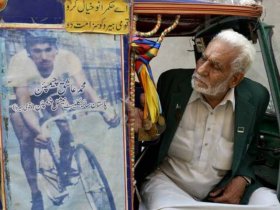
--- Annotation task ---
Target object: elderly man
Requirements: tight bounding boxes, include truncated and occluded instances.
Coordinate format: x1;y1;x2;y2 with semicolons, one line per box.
135;30;279;209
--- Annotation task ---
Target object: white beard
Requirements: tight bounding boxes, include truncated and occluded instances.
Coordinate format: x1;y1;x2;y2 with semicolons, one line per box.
191;73;231;96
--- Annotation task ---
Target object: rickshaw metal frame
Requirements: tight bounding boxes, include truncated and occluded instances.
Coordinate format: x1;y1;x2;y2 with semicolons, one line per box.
257;22;280;199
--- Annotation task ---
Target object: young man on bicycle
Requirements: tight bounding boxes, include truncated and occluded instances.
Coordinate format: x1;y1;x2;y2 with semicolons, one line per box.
6;31;120;210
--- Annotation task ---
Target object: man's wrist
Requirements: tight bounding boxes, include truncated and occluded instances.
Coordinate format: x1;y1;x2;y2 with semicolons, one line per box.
241;176;251;186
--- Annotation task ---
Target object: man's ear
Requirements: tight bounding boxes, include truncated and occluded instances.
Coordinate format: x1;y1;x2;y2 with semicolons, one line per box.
229;71;245;88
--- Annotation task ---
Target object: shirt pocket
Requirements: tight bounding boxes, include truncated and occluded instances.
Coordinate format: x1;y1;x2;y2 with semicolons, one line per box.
212;137;234;172
168;129;194;162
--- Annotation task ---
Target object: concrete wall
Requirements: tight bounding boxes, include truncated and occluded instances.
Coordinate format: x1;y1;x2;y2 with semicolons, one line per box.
262;0;280;68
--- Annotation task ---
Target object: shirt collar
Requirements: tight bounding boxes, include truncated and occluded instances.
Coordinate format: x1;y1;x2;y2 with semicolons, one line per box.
188;88;235;111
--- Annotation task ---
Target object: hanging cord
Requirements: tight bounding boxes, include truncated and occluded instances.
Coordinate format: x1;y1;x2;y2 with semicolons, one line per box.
131;15;181;141
134;14;162;37
158;15;180;43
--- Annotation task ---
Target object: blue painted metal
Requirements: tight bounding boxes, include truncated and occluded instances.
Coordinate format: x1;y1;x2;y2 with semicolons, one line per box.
0;0;64;23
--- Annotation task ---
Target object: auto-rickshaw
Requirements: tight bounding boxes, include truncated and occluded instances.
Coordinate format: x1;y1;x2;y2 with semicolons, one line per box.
0;0;279;210
129;0;280;209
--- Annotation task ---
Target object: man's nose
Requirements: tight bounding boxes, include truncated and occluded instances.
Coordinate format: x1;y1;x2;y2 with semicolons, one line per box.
196;61;209;76
41;51;48;59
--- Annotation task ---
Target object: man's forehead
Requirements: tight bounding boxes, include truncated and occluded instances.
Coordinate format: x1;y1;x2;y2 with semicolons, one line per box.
204;40;237;61
30;43;53;49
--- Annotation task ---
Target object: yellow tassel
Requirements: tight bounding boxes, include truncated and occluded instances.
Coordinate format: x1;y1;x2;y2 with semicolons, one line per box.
139;65;160;123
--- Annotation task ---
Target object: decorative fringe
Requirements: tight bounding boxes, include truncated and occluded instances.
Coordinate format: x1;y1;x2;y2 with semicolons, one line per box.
131;15;180;141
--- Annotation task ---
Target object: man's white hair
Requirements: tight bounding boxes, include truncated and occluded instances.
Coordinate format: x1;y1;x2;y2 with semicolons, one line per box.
211;29;256;73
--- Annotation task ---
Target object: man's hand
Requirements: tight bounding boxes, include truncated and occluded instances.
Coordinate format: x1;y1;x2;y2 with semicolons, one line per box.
101;110;120;128
34;133;50;148
129;106;144;133
126;93;145;133
208;176;247;204
35;133;48;142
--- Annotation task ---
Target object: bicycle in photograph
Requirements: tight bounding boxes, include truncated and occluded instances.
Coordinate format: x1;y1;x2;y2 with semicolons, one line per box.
34;109;116;210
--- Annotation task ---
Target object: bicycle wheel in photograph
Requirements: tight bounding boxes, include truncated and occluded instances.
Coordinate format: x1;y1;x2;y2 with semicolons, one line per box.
74;144;116;210
36;140;72;206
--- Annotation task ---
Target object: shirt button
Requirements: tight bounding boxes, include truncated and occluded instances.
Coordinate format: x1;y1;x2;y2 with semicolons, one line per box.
207;128;211;131
204;143;208;146
210;112;213;115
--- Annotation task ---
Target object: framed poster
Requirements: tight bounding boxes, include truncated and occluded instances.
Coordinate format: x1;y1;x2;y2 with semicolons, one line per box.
0;24;128;210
